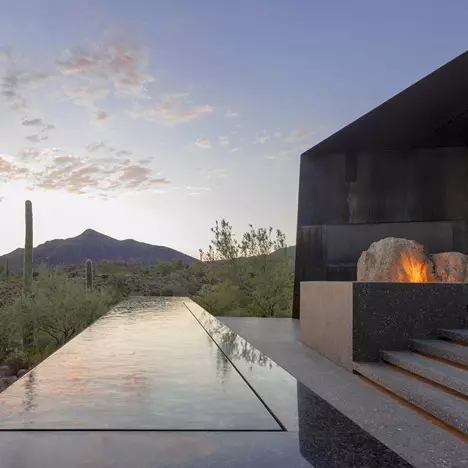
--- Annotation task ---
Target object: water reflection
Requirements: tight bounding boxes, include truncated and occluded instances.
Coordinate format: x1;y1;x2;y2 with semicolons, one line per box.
21;371;37;413
0;297;280;430
186;300;299;430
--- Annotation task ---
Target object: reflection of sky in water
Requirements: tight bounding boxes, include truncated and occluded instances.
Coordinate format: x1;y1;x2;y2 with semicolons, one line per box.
0;297;280;430
186;300;300;431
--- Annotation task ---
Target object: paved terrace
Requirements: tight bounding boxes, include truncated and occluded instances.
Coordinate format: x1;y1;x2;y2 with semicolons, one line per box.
0;297;465;467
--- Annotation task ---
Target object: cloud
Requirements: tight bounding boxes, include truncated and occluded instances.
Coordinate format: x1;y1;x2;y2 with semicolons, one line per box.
56;42;154;99
194;138;211;149
162;92;189;102
22;117;43;126
185;186;212;196
85;141;132;159
194;167;227;180
119;164;169;189
283;126;318;143
230;147;240;153
18;149;168;196
218;136;230;147
274;132;282;138
86;141;112;152
0;155;30;180
129;100;213;125
0;46;13;62
95;109;108;121
263;144;310;160
17;147;60;162
225;111;239;119
0;70;51;112
25;134;48;143
254;135;269;145
58;84;110;107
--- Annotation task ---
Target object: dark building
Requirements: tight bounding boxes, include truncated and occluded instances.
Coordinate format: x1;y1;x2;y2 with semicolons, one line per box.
293;51;468;319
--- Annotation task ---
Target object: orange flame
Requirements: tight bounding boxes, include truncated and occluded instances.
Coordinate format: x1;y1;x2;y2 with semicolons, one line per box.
397;251;434;283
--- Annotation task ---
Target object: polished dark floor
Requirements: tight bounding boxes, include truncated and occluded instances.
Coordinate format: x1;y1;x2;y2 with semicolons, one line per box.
0;297;414;467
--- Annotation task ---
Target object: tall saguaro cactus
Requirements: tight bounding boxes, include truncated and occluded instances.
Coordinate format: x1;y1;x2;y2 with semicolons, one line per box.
86;259;93;292
23;200;33;294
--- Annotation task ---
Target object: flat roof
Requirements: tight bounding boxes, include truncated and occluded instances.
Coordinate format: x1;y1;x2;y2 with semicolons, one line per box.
303;51;468;157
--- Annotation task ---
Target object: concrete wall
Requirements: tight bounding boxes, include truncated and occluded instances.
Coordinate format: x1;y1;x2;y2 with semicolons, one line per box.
300;282;353;371
300;281;468;370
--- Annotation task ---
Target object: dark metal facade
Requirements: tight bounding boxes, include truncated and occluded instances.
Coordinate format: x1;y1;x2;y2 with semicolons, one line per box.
293;51;468;319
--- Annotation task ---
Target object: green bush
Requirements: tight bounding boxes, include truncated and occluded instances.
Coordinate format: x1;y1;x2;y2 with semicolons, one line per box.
0;265;117;366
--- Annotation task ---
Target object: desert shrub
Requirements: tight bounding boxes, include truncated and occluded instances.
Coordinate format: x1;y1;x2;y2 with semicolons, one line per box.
0;266;117;363
198;220;293;317
3;350;31;374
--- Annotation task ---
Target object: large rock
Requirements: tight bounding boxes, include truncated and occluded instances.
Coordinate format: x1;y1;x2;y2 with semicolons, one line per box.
357;237;436;282
0;376;17;392
0;365;14;378
17;369;28;378
432;252;468;283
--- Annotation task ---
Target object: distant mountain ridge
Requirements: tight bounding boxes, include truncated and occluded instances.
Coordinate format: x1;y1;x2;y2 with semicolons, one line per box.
0;229;198;272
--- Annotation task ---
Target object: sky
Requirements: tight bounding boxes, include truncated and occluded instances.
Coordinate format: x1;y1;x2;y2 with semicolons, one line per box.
1;1;468;258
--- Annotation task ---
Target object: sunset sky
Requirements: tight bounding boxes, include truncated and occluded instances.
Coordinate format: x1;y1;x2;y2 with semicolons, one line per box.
1;1;467;257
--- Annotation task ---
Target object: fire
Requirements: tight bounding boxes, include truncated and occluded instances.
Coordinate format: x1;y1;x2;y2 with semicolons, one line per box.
397;251;435;283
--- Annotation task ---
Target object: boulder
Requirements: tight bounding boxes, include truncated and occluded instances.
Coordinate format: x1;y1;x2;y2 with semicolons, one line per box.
357;237;436;282
432;252;468;283
0;365;14;378
17;369;28;378
0;376;17;392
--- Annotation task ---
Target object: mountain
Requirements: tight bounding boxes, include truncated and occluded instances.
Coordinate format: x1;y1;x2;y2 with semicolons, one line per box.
0;229;198;272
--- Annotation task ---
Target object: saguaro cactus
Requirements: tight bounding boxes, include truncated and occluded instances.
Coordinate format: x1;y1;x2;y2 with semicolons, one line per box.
5;260;9;280
23;200;33;294
86;259;93;292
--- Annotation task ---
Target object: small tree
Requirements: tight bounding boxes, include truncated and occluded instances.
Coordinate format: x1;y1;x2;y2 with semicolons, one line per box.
199;219;293;317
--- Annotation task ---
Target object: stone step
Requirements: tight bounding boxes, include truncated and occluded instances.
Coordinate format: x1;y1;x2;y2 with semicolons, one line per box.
439;329;468;344
354;362;468;435
382;350;468;397
410;339;468;367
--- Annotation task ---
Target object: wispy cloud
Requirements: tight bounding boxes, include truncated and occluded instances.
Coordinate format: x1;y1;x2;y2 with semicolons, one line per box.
85;141;132;159
218;136;230;146
119;164;169;189
185;185;212;196
263;144;310;160
225;111;239;119
230;147;240;153
56;42;154;99
254;134;269;145
194;138;211;149
194;167;228;180
21;118;56;138
0;69;51;113
86;141;110;152
13;148;167;196
283;126;318;142
0;155;31;180
129;95;213;125
95;109;108;121
22;117;43;126
25;134;48;143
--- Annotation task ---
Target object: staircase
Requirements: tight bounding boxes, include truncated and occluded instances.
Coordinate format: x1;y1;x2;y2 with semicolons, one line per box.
353;329;468;436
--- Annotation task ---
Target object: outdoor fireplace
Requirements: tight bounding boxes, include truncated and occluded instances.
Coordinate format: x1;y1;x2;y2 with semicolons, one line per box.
294;51;468;371
293;50;468;319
